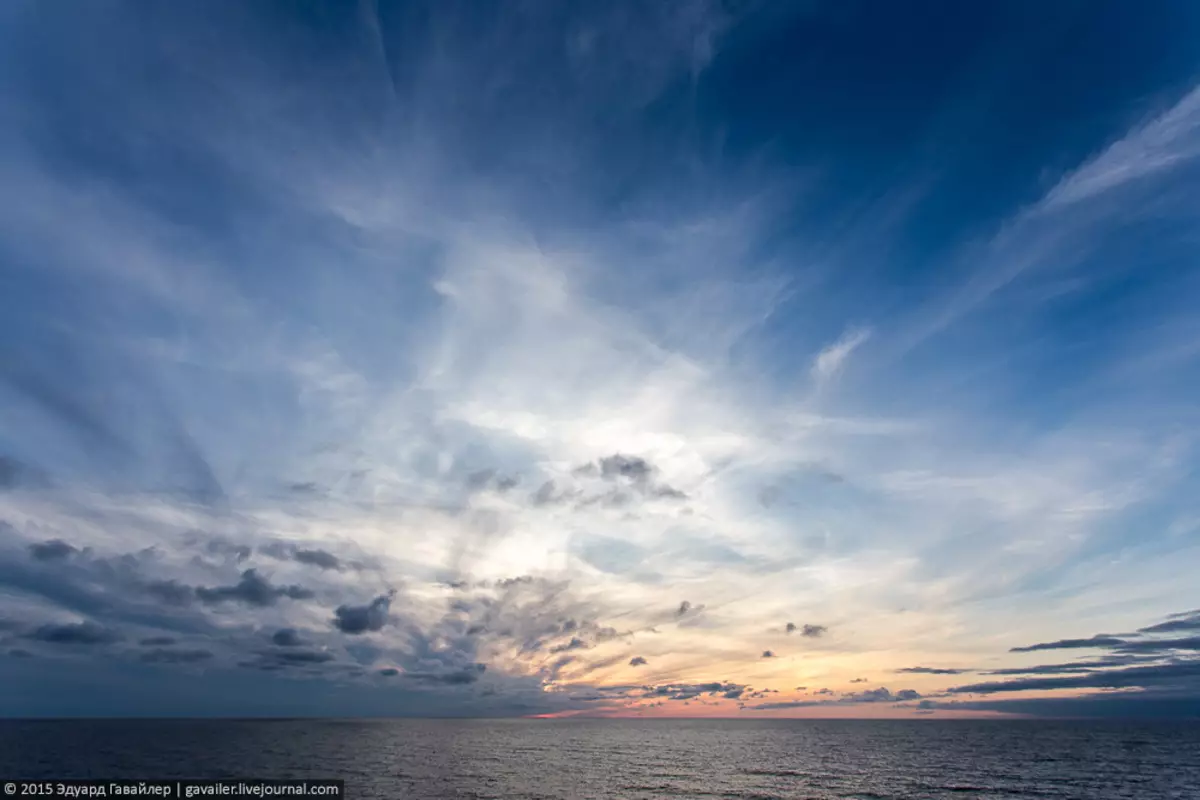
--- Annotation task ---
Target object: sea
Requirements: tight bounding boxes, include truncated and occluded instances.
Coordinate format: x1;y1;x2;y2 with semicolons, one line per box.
2;719;1198;799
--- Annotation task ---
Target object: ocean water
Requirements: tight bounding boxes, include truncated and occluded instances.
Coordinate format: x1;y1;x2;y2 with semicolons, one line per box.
2;719;1198;799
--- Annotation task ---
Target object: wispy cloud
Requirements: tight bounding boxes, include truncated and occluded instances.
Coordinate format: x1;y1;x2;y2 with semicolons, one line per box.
812;328;871;385
0;0;1198;718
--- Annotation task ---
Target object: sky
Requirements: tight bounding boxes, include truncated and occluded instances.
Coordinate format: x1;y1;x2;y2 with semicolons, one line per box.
1;0;1199;720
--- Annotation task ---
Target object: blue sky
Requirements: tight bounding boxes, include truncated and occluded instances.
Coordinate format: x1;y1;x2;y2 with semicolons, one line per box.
1;0;1199;718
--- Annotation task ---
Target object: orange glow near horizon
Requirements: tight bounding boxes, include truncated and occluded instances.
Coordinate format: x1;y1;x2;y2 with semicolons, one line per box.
521;690;1023;720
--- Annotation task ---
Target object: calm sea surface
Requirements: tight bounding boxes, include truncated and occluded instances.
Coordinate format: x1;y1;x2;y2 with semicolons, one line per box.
2;719;1198;799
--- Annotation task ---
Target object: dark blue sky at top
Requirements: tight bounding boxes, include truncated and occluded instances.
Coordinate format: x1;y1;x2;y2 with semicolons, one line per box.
1;0;1199;717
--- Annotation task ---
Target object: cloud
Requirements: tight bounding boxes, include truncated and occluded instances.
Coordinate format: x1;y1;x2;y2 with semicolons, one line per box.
1039;85;1200;211
983;656;1141;676
812;327;871;383
896;666;967;675
747;686;920;710
550;637;589;654
26;621;120;645
139;648;214;664
1139;611;1200;635
645;682;747;701
27;540;78;562
566;454;689;504
139;636;176;646
293;549;342;571
849;677;867;683
259;543;348;571
942;609;1200;715
2;0;1198;720
271;628;306;647
241;649;337;671
949;662;1200;695
1010;635;1127;653
598;454;654;483
404;664;488;685
761;650;775;658
332;592;394;635
629;656;647;666
144;580;195;607
1116;636;1200;654
195;570;314;607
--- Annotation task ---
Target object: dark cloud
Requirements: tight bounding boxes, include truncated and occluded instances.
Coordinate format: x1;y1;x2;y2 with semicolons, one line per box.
1116;636;1200;653
629;656;647;666
550;637;588;654
332;591;394;634
850;677;868;683
259;542;352;571
896;666;968;675
272;650;335;665
646;682;746;702
139;648;213;664
801;624;827;638
948;609;1200;716
26;621;120;645
531;480;576;507
241;648;336;670
289;481;320;493
7;648;34;659
271;628;306;647
257;542;293;560
568;455;687;501
936;694;1200;719
144;579;195;607
750;700;823;710
762;650;775;658
1010;635;1126;652
405;663;487;685
785;622;796;634
201;537;252;563
949;661;1200;694
0;548;217;638
139;636;176;646
493;575;536;589
984;656;1142;676
747;687;920;710
294;549;342;571
598;454;653;483
378;667;400;677
466;470;519;494
195;569;314;607
28;539;77;562
1139;614;1200;635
